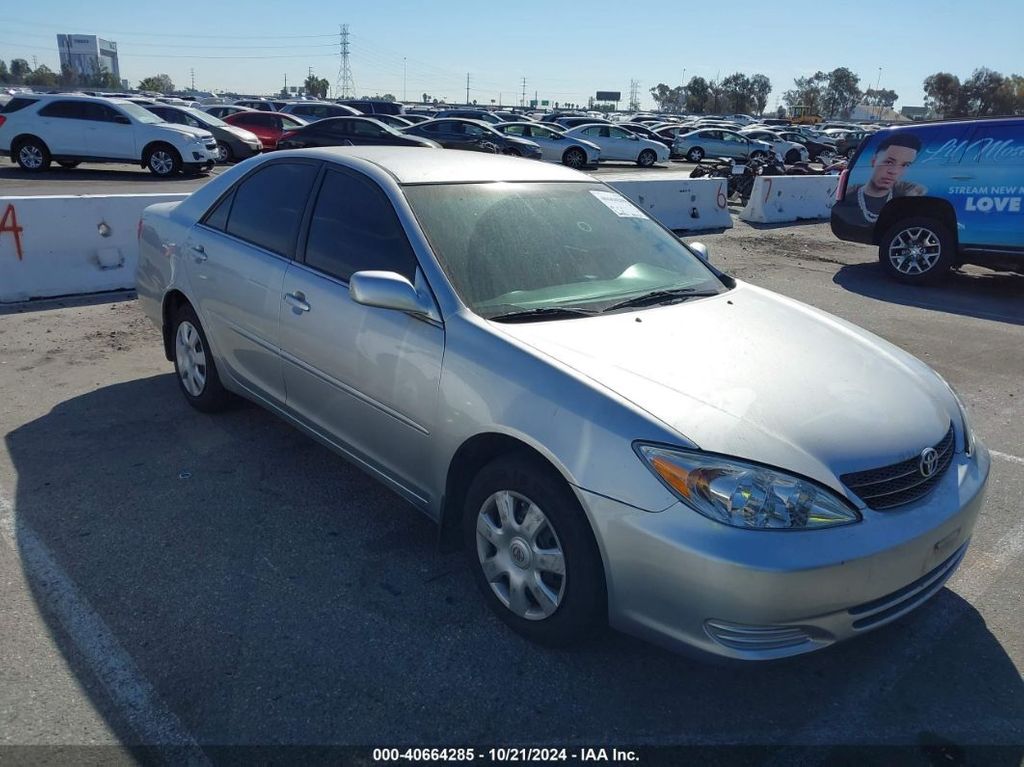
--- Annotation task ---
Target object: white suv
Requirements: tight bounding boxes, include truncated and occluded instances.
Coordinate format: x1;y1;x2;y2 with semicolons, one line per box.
0;93;218;177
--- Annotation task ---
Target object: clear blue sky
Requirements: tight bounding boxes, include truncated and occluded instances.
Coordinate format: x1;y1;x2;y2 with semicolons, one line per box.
3;0;1021;109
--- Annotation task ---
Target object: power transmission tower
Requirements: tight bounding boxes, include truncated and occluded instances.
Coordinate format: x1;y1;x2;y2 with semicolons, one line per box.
629;79;640;112
190;68;196;91
336;24;354;99
521;77;527;107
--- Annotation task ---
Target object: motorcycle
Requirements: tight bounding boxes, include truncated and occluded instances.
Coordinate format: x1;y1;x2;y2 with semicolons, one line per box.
689;153;785;204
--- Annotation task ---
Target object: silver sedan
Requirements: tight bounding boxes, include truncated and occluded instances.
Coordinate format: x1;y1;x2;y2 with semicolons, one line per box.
137;148;989;661
494;122;601;168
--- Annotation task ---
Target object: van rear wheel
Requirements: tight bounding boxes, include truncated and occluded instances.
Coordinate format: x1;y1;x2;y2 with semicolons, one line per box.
878;216;955;285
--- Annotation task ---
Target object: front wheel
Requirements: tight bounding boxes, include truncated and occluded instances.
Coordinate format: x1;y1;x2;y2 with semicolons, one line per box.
686;146;704;162
463;455;606;647
878;217;955;285
215;141;233;164
562;147;586;169
172;303;233;412
784;148;801;164
146;144;182;177
636;149;657;167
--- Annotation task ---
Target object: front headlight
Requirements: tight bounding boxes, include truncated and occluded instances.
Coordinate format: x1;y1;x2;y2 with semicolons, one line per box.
636;445;861;530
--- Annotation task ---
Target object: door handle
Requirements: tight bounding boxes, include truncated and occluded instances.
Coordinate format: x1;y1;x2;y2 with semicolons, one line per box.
190;244;207;263
284;292;311;312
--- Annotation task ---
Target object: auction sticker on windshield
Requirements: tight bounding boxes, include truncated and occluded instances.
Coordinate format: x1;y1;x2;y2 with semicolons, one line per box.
590;190;645;218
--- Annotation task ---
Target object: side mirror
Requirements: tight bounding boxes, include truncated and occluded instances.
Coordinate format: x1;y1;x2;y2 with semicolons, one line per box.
349;271;433;316
689;242;710;262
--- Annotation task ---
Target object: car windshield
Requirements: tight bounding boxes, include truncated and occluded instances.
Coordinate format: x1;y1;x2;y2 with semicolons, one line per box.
117;102;162;124
184;107;227;127
404;182;725;318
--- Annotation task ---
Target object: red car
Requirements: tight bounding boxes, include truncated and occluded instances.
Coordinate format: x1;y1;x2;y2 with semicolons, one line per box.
222;111;308;151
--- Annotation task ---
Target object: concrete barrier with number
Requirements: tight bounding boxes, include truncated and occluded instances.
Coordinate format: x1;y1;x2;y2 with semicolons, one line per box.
739;175;839;224
603;173;734;231
0;194;189;303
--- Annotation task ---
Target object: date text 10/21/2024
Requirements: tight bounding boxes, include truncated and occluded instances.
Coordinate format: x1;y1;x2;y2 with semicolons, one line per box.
372;747;641;762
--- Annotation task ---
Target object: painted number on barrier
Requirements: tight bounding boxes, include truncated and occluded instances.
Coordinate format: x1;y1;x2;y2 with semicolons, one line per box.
1;204;24;261
716;183;727;209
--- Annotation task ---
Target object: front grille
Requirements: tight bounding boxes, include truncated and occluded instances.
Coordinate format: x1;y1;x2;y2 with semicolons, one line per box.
848;542;967;630
841;424;955;510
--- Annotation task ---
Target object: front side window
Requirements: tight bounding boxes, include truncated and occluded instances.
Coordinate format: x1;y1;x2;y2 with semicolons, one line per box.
222;163;319;257
304;169;416;282
405;182;724;318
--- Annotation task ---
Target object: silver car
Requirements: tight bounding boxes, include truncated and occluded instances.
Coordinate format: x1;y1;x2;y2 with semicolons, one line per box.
494;121;601;168
674;128;774;162
137;148;989;661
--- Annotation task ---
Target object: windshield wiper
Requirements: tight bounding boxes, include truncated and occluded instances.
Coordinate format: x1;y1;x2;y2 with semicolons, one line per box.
486;306;599;323
602;287;718;312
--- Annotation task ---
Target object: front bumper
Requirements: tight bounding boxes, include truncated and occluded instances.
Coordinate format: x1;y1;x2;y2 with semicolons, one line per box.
579;442;990;660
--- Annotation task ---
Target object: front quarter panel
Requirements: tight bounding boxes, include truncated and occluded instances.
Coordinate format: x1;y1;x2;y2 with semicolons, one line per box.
433;313;684;514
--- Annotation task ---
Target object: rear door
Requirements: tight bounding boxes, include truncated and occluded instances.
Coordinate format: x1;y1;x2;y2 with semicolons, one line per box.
185;159;320;404
279;167;444;502
36;100;92;155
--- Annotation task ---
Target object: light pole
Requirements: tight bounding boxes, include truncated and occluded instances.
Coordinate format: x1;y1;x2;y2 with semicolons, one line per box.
874;66;883;121
403;57;407;103
681;68;687;112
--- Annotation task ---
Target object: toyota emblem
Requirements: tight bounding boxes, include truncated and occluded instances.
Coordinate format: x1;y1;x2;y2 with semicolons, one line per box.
919;447;939;478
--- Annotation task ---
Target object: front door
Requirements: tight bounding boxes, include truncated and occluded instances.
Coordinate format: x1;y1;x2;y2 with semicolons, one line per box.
278;167;444;503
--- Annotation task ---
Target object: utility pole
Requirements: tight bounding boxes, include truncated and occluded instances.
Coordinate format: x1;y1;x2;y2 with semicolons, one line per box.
534;89;538;108
874;66;883;121
466;72;470;106
629;79;640;113
521;77;527;107
190;68;195;91
403;57;407;102
284;73;287;95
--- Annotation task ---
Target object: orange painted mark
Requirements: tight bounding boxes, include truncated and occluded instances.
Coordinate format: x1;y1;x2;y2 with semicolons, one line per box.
0;204;24;261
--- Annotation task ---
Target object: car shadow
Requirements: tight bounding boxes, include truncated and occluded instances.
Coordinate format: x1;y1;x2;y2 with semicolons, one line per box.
0;166;219;185
5;376;1024;757
0;290;136;316
834;262;1024;326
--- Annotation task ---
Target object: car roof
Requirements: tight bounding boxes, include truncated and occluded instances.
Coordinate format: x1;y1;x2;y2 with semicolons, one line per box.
279;146;588;184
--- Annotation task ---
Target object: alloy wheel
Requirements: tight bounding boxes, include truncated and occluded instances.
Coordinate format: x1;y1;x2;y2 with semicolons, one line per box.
19;145;43;169
889;227;942;275
150;151;175;175
475;490;566;621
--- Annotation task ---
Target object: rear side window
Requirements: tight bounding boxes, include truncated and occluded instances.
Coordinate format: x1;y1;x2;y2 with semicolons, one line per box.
304;169;416;282
38;101;87;119
223;163;319;257
203;191;234;232
1;97;38;114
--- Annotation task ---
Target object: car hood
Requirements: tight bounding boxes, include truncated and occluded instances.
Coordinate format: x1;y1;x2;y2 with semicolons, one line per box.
158;124;213;140
223;125;260;142
494;282;955;496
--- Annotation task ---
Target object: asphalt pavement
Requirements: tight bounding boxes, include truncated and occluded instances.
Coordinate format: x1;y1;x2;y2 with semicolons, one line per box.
0;219;1022;763
0;159;698;196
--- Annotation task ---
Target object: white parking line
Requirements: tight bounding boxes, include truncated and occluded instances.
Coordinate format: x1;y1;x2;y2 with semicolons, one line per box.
0;487;210;762
991;450;1024;467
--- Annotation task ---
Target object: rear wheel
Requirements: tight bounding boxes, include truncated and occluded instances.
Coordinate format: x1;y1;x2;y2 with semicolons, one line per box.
172;303;233;412
562;147;586;169
15;138;51;172
687;146;704;162
637;148;657;167
878;216;955;285
146;144;182;177
463;455;606;646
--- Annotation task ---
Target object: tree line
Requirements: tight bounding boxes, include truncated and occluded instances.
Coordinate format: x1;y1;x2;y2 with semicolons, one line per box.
0;58;121;90
923;68;1024;117
649;73;772;115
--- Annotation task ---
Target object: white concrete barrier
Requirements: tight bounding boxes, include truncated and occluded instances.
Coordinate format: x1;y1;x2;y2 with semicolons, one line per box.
603;173;733;231
0;194;188;303
739;175;839;224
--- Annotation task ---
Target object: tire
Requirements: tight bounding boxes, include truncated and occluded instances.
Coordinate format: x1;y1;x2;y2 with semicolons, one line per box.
58;160;81;169
637;148;657;167
686;146;704;162
562;147;586;169
172;303;233;412
878;216;955;285
145;144;182;177
784;148;801;164
463;454;606;647
215;141;233;164
15;137;51;172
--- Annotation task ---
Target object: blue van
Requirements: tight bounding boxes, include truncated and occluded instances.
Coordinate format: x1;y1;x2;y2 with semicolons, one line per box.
831;117;1024;283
